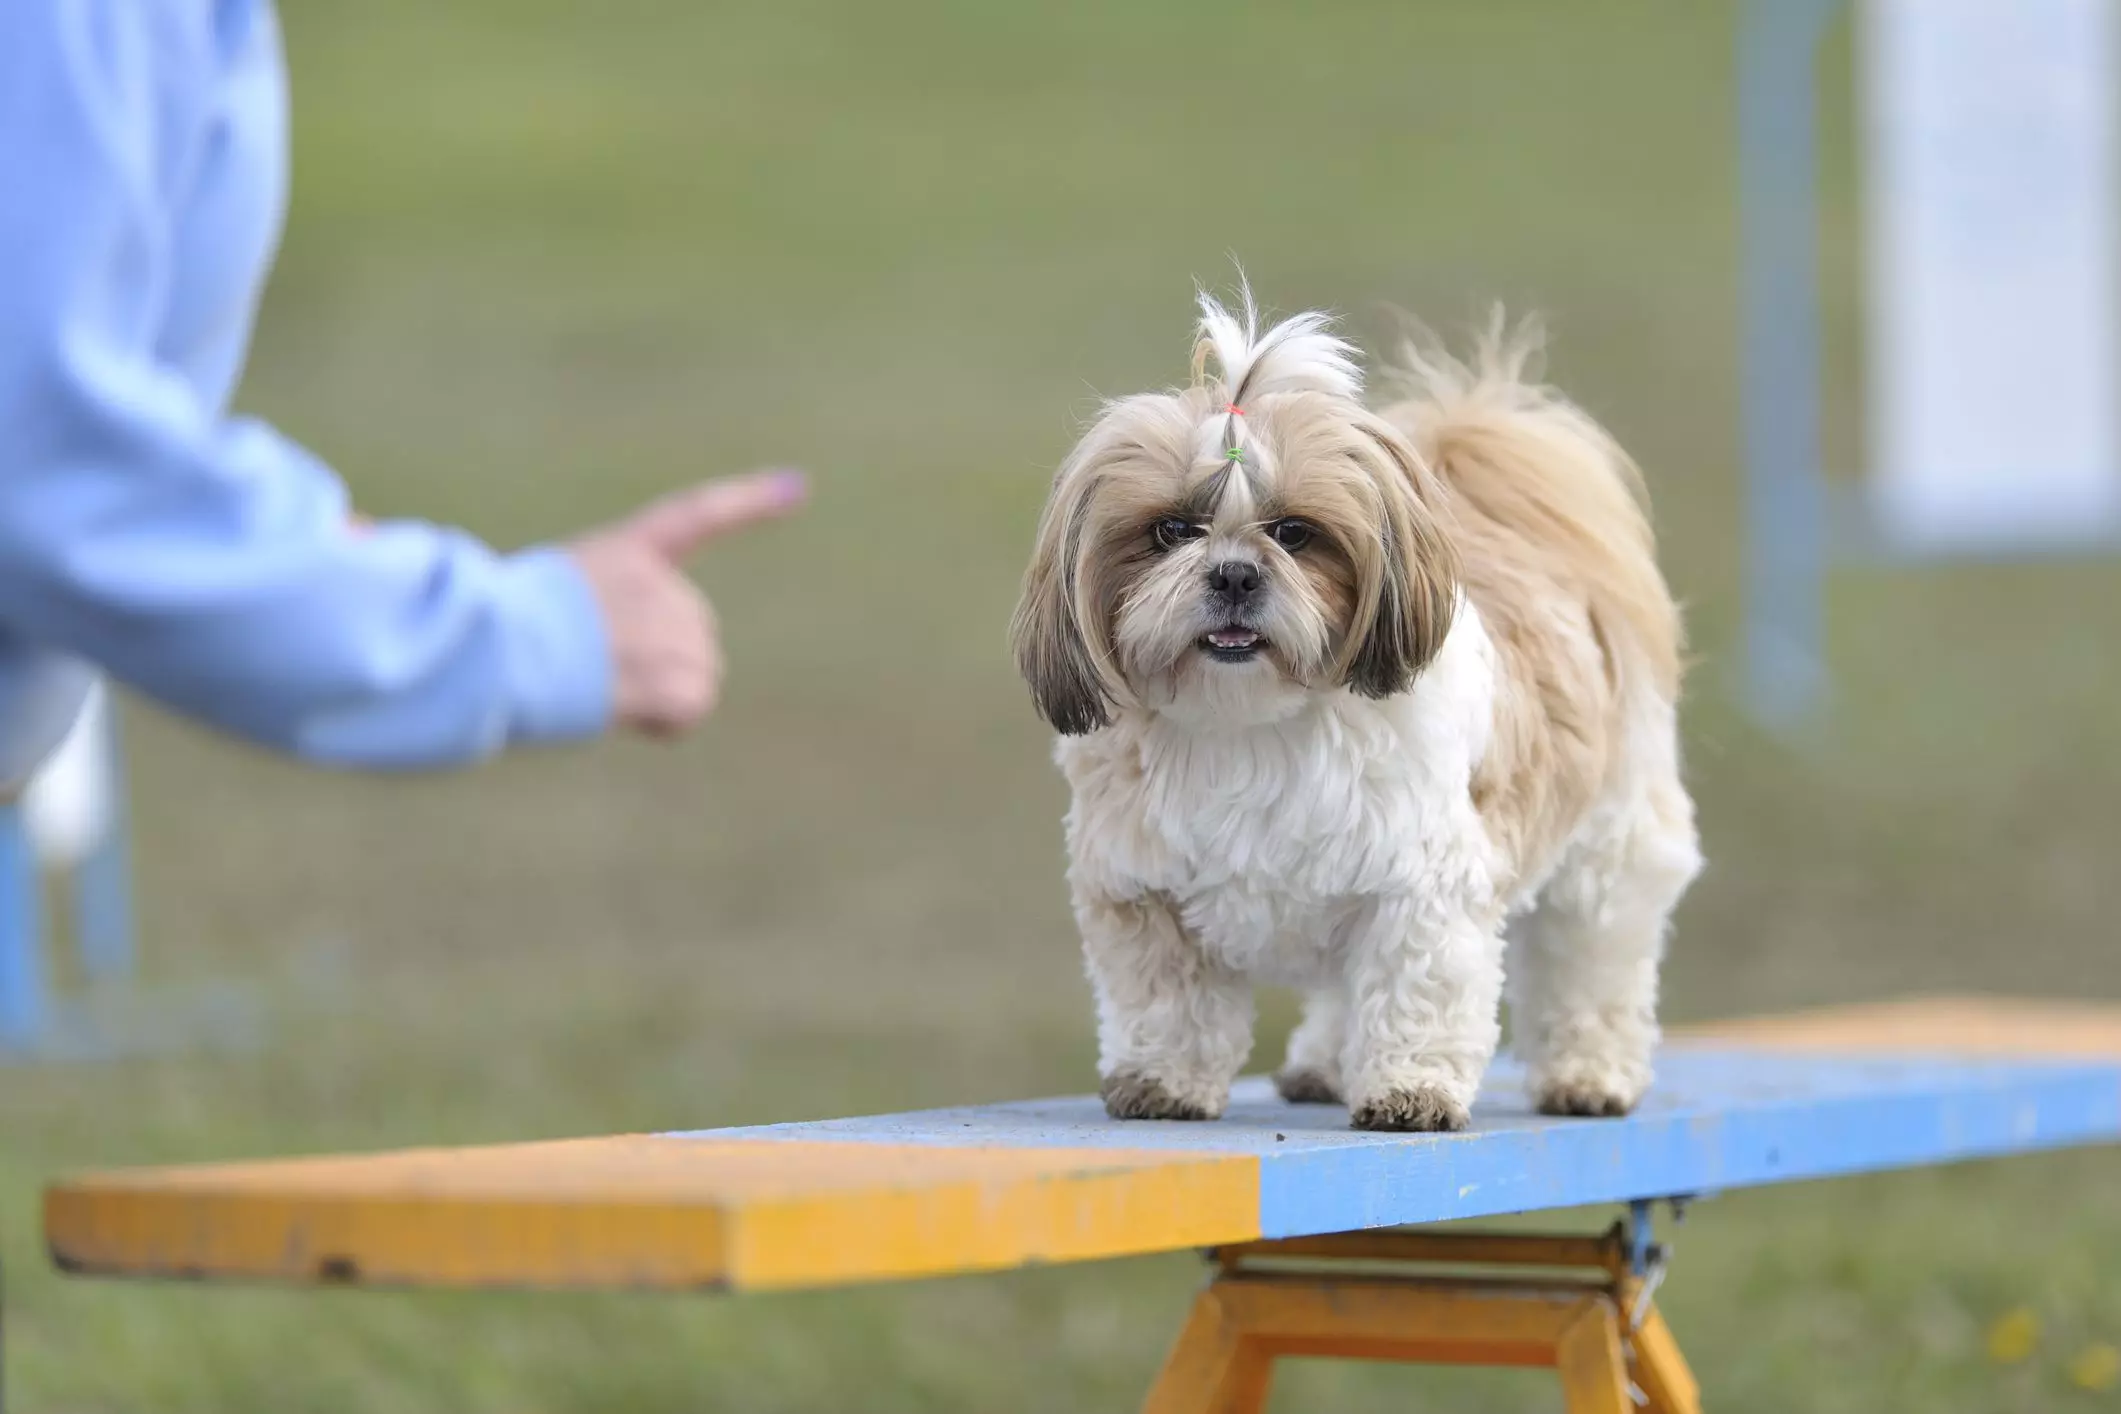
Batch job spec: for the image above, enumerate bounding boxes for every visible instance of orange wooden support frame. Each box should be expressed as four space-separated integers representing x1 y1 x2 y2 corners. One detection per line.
1143 1223 1700 1414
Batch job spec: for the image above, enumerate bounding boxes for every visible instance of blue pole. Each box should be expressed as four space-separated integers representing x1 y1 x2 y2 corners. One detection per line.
75 708 135 986
1737 0 1844 727
0 804 46 1051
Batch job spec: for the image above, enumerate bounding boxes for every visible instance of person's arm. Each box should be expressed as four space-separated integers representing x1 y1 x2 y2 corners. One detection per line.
0 1 609 768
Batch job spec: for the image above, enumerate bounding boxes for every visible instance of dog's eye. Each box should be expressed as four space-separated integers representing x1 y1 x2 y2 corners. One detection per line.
1152 517 1204 550
1269 519 1315 552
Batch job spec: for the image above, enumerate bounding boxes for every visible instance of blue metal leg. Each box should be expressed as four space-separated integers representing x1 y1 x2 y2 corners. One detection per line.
1737 0 1845 728
0 805 46 1051
74 710 134 986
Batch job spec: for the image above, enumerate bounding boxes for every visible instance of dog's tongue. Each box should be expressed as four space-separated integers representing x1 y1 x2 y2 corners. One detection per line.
1208 629 1261 650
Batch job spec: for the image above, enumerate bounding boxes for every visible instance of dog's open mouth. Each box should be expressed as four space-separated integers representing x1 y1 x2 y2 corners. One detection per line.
1198 628 1266 662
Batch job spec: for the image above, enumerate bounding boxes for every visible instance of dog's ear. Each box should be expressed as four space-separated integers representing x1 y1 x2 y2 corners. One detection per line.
1011 481 1115 735
1343 422 1459 699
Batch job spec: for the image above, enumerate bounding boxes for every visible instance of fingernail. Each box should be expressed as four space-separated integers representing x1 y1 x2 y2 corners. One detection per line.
764 469 810 503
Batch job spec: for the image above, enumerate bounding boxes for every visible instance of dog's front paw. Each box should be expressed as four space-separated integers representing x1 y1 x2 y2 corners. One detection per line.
1349 1084 1470 1133
1273 1066 1342 1106
1100 1070 1221 1121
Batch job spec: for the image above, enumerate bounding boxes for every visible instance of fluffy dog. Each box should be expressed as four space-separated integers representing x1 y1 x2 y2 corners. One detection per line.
1010 287 1701 1132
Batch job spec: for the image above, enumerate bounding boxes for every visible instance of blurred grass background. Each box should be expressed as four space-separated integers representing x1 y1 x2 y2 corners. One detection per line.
8 1 2121 1409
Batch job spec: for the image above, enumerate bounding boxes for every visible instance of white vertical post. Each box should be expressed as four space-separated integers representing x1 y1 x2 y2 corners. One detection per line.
1861 0 2120 554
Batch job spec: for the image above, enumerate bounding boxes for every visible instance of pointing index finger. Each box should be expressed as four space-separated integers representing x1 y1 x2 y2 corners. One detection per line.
629 470 809 561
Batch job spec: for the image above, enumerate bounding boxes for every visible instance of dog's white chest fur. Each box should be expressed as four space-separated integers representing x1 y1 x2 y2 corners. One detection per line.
1059 613 1501 986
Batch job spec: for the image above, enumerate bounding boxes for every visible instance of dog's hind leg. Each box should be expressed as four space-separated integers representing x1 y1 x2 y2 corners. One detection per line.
1276 987 1347 1105
1510 773 1700 1118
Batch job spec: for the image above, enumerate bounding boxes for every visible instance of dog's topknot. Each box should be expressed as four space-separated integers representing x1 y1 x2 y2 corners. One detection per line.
1191 279 1363 467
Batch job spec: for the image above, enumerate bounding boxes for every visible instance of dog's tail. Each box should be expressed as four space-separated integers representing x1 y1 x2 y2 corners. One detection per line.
1376 311 1683 699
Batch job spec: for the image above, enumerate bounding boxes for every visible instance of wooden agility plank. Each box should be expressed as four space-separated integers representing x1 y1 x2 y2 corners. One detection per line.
43 998 2121 1293
1675 993 2121 1057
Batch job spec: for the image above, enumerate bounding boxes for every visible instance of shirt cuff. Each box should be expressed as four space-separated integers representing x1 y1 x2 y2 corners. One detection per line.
494 546 613 745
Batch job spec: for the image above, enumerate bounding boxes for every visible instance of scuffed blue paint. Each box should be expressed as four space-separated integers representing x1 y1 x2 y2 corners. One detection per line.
666 1048 2121 1237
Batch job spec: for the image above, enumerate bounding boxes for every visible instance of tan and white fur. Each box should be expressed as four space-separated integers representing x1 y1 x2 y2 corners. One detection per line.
1010 286 1701 1132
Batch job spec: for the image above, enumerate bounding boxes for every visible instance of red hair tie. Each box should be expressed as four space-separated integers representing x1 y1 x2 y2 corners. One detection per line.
1225 403 1244 416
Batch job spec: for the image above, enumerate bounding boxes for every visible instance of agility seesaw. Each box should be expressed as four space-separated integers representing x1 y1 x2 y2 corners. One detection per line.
43 996 2121 1412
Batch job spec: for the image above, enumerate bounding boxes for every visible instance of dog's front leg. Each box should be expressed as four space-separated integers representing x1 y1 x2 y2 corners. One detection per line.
1078 890 1252 1121
1340 894 1504 1132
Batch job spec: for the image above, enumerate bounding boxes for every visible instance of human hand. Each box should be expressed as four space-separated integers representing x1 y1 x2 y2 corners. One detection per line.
566 470 808 736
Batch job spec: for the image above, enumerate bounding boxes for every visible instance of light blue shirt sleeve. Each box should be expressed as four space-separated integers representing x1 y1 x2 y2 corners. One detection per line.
0 0 613 772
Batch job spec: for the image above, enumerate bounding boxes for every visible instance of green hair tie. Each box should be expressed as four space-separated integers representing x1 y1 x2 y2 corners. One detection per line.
1225 447 1244 462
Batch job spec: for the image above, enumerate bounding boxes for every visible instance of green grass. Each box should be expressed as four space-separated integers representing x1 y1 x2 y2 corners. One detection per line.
9 2 2121 1409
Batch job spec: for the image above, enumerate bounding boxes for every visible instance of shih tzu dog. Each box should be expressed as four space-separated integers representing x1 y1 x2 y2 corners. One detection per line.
1010 286 1700 1132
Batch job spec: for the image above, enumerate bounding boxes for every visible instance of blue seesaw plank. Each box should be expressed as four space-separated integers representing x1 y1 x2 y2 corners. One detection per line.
690 1046 2121 1238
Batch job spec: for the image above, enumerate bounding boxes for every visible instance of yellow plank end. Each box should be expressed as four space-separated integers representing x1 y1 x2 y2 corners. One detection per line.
45 1137 1259 1293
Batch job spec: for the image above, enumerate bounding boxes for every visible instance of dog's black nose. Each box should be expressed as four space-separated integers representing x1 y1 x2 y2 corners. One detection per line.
1207 560 1263 605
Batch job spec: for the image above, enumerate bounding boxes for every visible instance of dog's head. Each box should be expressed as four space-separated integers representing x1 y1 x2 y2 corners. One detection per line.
1011 288 1459 733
